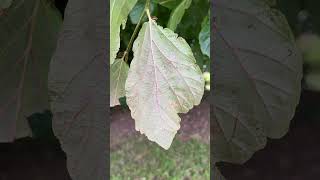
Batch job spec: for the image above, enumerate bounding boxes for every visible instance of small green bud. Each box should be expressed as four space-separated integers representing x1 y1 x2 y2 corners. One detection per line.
203 72 210 82
205 84 210 91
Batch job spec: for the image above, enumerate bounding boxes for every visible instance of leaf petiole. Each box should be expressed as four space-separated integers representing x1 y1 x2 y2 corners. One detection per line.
146 8 152 21
124 0 151 63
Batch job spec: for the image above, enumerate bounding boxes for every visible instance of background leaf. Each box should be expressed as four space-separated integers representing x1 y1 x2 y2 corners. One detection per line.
175 0 209 71
120 0 210 72
0 0 61 142
129 0 156 24
110 0 137 64
48 0 108 179
212 0 302 164
167 0 192 31
0 0 12 9
125 20 204 149
213 165 226 180
154 0 182 9
110 58 129 107
199 13 210 57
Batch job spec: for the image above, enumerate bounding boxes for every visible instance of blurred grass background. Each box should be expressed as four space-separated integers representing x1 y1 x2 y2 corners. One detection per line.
111 135 209 180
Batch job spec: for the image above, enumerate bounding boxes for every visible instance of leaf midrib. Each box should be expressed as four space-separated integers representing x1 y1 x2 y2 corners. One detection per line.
149 21 198 111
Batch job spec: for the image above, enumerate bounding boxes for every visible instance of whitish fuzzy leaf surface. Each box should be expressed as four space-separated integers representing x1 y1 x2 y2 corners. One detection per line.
167 0 191 31
212 0 302 164
126 20 204 149
0 0 61 142
110 0 137 64
110 58 129 107
49 0 108 179
199 14 210 57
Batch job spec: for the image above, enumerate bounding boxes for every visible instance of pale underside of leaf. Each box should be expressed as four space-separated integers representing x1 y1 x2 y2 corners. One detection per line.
110 0 137 65
0 0 61 142
49 0 108 179
212 0 302 164
126 20 204 149
110 58 129 107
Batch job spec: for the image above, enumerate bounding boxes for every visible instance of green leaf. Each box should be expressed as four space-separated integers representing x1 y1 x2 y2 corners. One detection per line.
264 0 276 6
199 14 210 57
175 0 209 40
110 58 129 107
110 0 137 64
213 166 226 180
167 0 191 30
212 0 302 163
48 0 108 179
296 33 320 68
125 19 204 149
129 0 156 24
172 0 209 70
129 0 146 24
0 0 61 142
305 71 320 91
190 41 210 72
0 0 12 9
154 0 182 9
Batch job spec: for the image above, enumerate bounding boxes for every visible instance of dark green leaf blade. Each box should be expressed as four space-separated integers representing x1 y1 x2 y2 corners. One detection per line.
213 165 226 180
167 0 192 30
110 58 129 107
110 0 137 64
0 0 12 9
129 0 156 24
199 14 210 57
154 0 182 9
